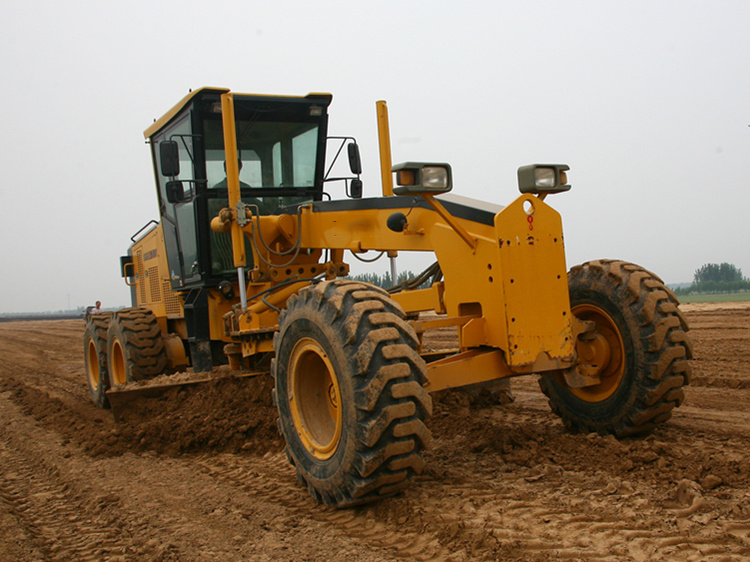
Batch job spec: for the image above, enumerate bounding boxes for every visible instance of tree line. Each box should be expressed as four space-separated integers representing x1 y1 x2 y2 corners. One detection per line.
350 263 749 296
348 270 431 290
673 262 750 296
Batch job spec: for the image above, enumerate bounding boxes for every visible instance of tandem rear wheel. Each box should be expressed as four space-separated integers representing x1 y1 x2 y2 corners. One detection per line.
83 313 112 408
106 308 168 387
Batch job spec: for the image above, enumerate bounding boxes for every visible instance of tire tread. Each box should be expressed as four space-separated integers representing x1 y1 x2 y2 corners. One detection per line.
539 259 692 437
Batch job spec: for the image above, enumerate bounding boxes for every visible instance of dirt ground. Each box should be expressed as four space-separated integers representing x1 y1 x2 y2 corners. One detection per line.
0 302 749 561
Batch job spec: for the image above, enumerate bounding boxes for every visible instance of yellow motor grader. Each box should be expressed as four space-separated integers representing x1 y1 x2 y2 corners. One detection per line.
83 87 692 507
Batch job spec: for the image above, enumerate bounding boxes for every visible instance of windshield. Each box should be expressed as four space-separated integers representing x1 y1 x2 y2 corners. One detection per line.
204 119 319 191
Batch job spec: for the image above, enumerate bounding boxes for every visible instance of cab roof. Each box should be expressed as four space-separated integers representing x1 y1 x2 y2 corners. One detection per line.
143 87 333 139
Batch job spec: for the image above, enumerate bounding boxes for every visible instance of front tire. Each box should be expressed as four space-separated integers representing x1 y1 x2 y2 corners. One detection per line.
107 308 168 386
539 260 692 437
272 280 432 507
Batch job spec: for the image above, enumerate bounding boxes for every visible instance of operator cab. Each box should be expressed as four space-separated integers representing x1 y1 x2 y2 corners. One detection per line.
145 87 333 290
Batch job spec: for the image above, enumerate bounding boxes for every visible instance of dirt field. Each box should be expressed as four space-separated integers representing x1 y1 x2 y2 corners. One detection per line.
1 302 749 561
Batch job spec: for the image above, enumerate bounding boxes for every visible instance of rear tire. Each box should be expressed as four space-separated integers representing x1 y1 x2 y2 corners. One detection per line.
272 280 432 507
539 260 692 437
107 308 168 386
84 313 111 408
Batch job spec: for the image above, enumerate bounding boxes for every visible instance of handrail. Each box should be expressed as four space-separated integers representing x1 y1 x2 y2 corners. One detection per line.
130 220 158 243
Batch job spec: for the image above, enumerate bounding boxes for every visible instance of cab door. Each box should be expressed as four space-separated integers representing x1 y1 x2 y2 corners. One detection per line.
153 114 201 288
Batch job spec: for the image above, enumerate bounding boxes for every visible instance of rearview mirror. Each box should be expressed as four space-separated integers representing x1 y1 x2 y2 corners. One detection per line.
350 179 363 199
160 140 180 177
347 142 362 175
166 180 184 203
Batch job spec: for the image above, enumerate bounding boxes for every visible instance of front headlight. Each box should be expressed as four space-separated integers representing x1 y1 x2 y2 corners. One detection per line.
392 162 453 195
534 167 557 188
421 166 450 189
517 164 571 194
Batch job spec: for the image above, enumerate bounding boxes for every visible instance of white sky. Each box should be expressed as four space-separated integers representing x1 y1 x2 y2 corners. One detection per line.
1 0 749 313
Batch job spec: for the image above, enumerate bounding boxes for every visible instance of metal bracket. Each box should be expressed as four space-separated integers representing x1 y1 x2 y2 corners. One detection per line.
562 366 601 388
236 200 249 227
562 318 602 388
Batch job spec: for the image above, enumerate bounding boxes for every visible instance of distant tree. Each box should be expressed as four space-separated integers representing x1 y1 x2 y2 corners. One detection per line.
680 262 750 295
693 263 744 284
347 270 431 290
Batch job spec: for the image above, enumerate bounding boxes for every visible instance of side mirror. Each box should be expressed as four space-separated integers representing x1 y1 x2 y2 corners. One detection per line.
347 142 362 175
350 179 363 199
166 180 185 203
160 140 180 177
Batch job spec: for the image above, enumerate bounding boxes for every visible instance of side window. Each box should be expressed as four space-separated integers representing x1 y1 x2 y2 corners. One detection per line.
292 127 317 187
272 125 318 188
154 115 200 285
156 116 193 215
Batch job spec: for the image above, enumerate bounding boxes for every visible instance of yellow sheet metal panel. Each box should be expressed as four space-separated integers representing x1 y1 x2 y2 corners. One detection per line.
130 224 182 319
494 195 575 369
144 87 230 139
298 205 438 253
283 197 574 371
294 201 507 348
428 223 509 348
130 222 235 344
206 291 236 343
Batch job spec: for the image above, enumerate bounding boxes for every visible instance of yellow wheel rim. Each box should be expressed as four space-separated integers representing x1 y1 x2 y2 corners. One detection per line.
110 339 127 386
86 338 100 391
289 337 342 460
567 303 625 402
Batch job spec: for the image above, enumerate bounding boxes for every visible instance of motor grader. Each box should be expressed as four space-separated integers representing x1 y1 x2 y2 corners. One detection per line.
83 87 692 507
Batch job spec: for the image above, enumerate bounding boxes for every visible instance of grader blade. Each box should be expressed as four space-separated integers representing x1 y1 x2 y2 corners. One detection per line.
105 378 216 422
105 370 269 422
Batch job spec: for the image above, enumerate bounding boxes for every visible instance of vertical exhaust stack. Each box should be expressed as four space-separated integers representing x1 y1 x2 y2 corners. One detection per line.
376 101 394 197
377 100 399 283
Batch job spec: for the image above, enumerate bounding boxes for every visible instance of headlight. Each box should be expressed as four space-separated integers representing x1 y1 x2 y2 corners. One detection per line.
392 162 453 195
422 166 450 189
534 167 556 188
517 164 571 194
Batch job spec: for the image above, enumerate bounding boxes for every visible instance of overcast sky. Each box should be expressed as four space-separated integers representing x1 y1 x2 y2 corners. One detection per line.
1 0 749 313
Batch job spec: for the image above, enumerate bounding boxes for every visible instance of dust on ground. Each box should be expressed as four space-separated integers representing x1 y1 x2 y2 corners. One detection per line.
0 303 749 560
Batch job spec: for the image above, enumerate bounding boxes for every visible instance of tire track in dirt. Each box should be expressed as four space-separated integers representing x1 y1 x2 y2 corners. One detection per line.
0 390 280 561
0 322 91 406
192 452 450 560
426 463 666 559
672 405 750 437
445 457 749 560
0 393 141 561
418 387 750 560
193 430 750 561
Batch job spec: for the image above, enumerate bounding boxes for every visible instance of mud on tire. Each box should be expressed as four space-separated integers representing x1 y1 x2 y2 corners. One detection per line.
107 308 168 386
84 313 112 408
539 260 693 437
272 280 432 507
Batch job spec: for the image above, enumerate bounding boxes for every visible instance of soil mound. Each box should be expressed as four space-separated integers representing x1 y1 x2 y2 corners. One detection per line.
104 372 283 457
2 369 283 458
